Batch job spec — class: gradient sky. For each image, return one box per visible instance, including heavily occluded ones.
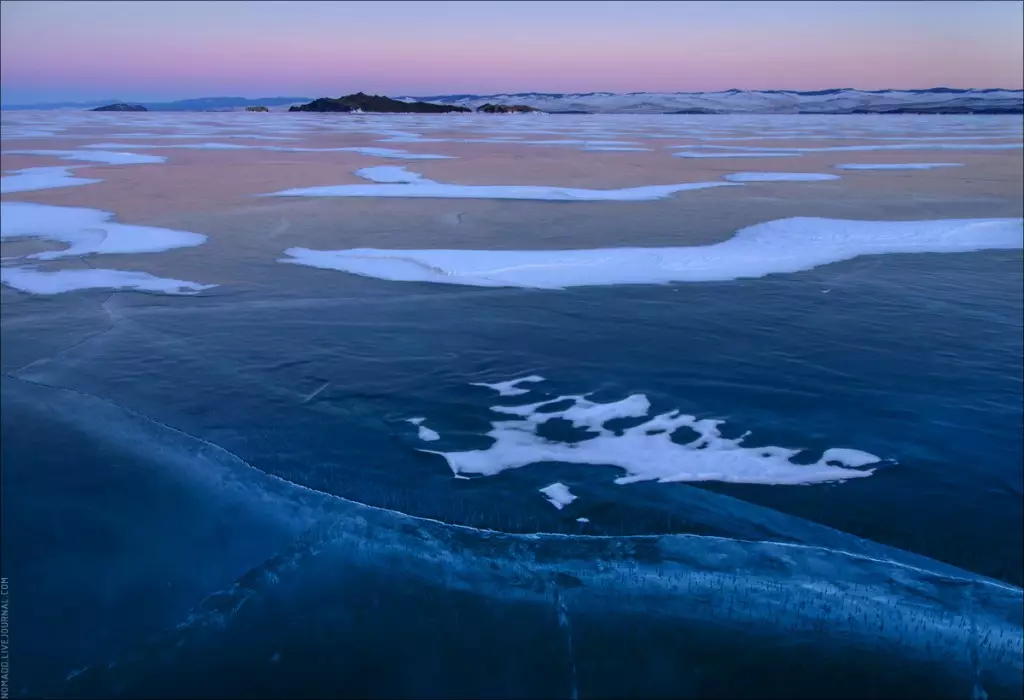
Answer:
[1,0,1021,104]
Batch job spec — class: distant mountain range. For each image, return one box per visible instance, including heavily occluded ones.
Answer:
[2,89,1021,114]
[405,88,1024,115]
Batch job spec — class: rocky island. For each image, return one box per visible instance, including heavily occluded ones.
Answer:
[90,103,148,112]
[289,92,470,113]
[475,103,540,113]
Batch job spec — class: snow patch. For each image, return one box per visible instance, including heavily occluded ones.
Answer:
[265,166,732,202]
[422,385,885,486]
[470,375,545,396]
[278,217,1023,289]
[834,162,964,170]
[722,172,841,182]
[406,417,440,442]
[0,202,207,259]
[5,149,166,165]
[539,482,578,509]
[1,166,102,193]
[1,266,215,295]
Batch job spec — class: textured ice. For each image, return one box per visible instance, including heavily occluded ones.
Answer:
[1,202,207,259]
[266,166,732,202]
[1,266,215,295]
[722,172,841,182]
[14,377,1020,698]
[539,482,577,509]
[406,417,440,442]
[279,217,1024,289]
[1,166,102,194]
[581,146,652,152]
[5,149,166,165]
[674,151,803,158]
[423,384,883,485]
[835,162,964,170]
[469,375,546,396]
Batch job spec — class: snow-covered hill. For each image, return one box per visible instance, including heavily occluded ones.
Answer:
[400,88,1023,114]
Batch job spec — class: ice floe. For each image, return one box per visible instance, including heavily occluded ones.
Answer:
[0,266,215,295]
[539,482,577,509]
[1,166,102,194]
[265,165,732,201]
[1,202,207,259]
[422,382,884,486]
[5,149,166,165]
[279,216,1024,289]
[834,162,964,170]
[722,172,841,182]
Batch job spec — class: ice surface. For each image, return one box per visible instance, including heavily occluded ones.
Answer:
[266,165,733,202]
[406,417,440,442]
[423,384,883,486]
[279,217,1024,289]
[0,202,207,259]
[722,172,841,182]
[0,266,215,295]
[834,162,964,170]
[576,517,590,523]
[539,482,577,509]
[5,149,166,165]
[0,166,102,194]
[674,151,803,158]
[469,375,546,396]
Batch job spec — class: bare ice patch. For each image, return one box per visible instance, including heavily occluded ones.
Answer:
[0,266,215,295]
[5,149,166,165]
[1,202,207,259]
[722,172,841,182]
[265,165,732,202]
[1,166,102,194]
[406,417,440,442]
[421,383,884,486]
[279,217,1023,289]
[834,163,964,171]
[539,482,577,509]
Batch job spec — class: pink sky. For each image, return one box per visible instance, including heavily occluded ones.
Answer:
[2,1,1021,103]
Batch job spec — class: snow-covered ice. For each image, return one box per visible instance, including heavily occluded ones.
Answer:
[674,151,803,158]
[422,384,885,486]
[539,482,577,509]
[265,165,733,202]
[834,162,964,170]
[5,149,166,165]
[1,166,102,194]
[0,266,216,295]
[469,376,546,396]
[279,217,1024,289]
[406,417,440,442]
[722,172,841,182]
[1,202,208,259]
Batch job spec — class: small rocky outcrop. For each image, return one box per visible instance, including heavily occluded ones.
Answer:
[289,92,471,113]
[91,103,147,112]
[475,103,539,114]
[245,106,270,112]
